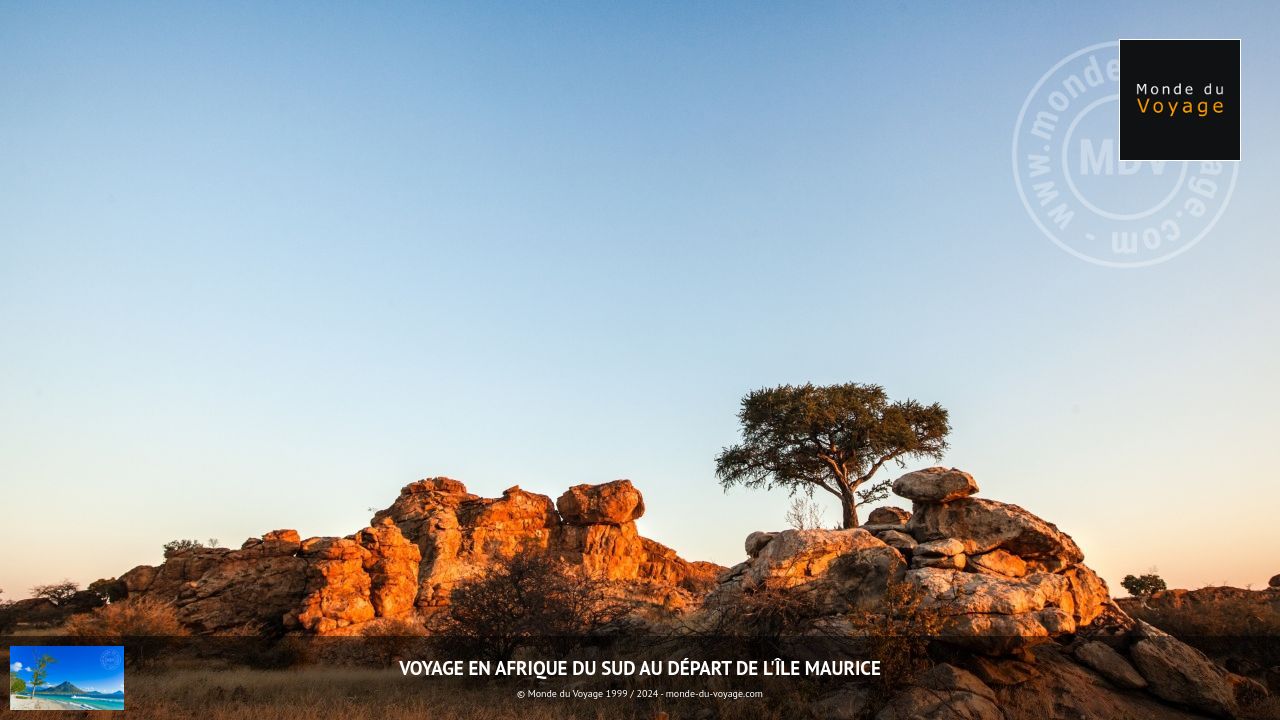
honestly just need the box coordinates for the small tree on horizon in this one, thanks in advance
[30,581,78,607]
[716,383,950,528]
[1122,572,1168,599]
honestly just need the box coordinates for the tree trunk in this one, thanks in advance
[839,485,858,529]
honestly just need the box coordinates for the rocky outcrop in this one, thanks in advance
[714,529,905,614]
[1270,574,1280,589]
[369,478,717,610]
[123,478,716,633]
[707,466,1266,719]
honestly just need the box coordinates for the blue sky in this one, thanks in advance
[1,2,1278,598]
[9,646,125,694]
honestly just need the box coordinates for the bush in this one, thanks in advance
[163,539,205,556]
[64,597,189,669]
[843,580,945,696]
[432,552,631,661]
[64,596,188,637]
[10,673,25,694]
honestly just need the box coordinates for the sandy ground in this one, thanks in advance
[8,694,90,710]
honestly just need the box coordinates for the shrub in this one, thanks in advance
[432,552,631,661]
[785,495,827,531]
[163,539,205,556]
[842,579,945,696]
[64,596,188,637]
[64,597,189,669]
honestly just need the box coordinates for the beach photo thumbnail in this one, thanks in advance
[8,645,124,711]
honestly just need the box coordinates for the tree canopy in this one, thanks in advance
[1121,573,1167,598]
[30,581,78,606]
[715,383,950,528]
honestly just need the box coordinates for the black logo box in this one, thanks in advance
[1119,39,1240,161]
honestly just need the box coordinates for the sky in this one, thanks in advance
[9,646,125,694]
[1,2,1278,600]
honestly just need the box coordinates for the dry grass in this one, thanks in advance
[63,597,188,638]
[1125,594,1280,639]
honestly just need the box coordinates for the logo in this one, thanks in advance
[100,647,122,671]
[1012,42,1238,267]
[1119,39,1240,161]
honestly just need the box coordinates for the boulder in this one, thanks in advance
[745,531,777,558]
[1073,640,1147,689]
[874,529,917,554]
[354,520,421,619]
[908,568,1069,617]
[556,479,645,525]
[119,564,159,596]
[876,664,1001,720]
[891,467,978,503]
[906,568,1078,654]
[238,529,302,558]
[908,497,1084,569]
[866,506,910,526]
[914,538,965,557]
[1129,621,1238,718]
[731,529,905,613]
[1270,574,1280,589]
[1060,565,1109,626]
[913,553,966,570]
[967,549,1027,578]
[912,538,966,570]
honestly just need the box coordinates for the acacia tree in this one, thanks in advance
[716,383,950,528]
[30,581,78,606]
